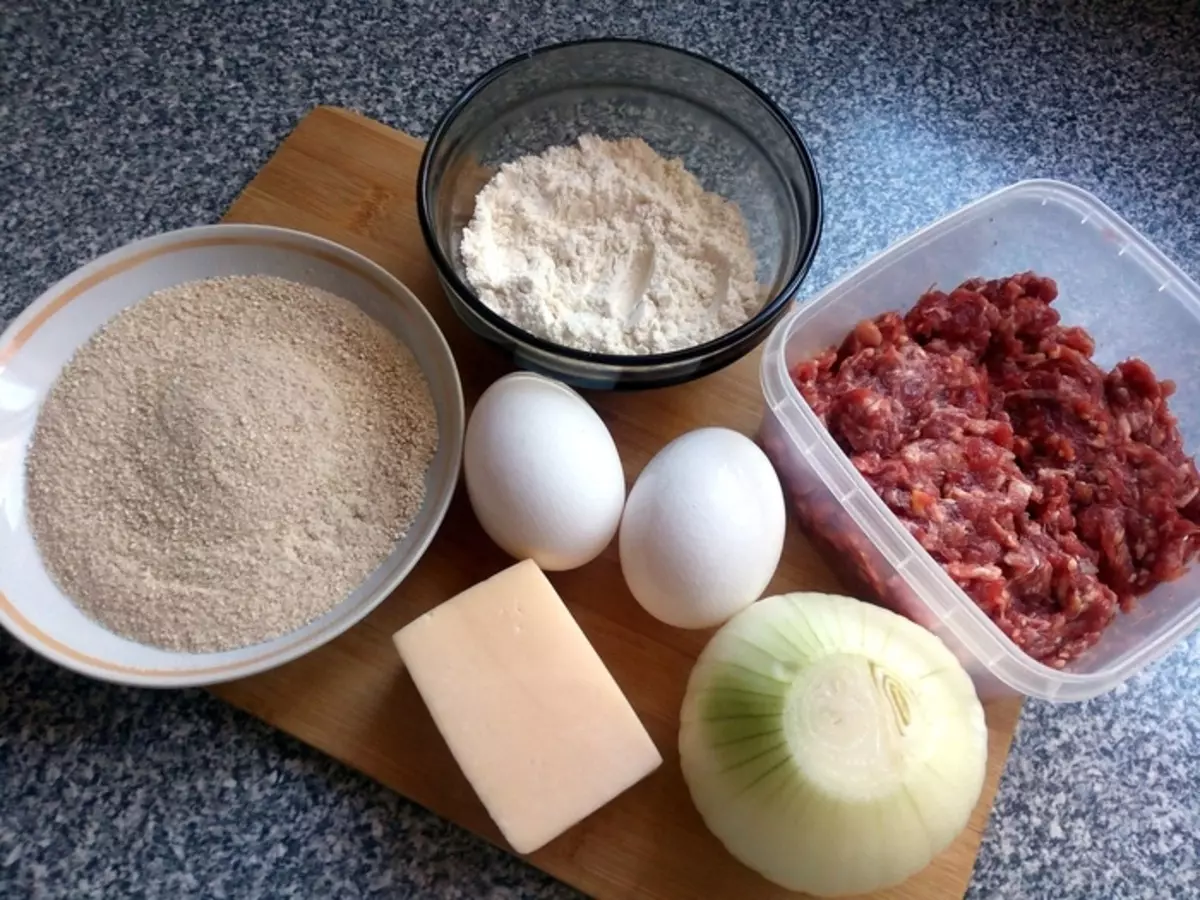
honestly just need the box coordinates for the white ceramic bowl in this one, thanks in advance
[0,224,465,687]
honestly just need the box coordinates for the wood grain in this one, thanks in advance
[212,106,1022,900]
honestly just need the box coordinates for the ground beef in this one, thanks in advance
[789,273,1200,668]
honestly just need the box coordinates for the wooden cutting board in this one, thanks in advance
[213,106,1022,900]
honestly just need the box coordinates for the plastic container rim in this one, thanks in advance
[761,178,1200,701]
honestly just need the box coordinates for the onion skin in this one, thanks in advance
[678,593,987,898]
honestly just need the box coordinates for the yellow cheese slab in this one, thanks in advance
[393,559,664,854]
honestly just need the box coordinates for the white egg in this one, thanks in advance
[619,427,785,629]
[464,372,626,571]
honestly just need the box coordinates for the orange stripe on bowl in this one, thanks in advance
[0,586,365,678]
[0,235,396,367]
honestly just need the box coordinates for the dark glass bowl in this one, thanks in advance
[417,39,822,390]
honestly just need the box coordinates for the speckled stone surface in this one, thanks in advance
[2,0,1199,897]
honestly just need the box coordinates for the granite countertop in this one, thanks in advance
[2,0,1199,897]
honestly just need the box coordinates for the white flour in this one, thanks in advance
[461,135,763,355]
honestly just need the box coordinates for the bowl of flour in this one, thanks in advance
[418,39,823,390]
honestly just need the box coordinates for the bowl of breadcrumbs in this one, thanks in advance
[0,224,464,687]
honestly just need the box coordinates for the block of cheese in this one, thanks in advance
[393,559,662,854]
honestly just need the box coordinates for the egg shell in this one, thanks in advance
[619,427,785,629]
[464,372,626,571]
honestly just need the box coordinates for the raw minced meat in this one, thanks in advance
[790,273,1200,668]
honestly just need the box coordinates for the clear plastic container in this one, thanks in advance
[759,179,1200,701]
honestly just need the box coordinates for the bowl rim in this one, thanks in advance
[0,223,465,688]
[416,37,824,368]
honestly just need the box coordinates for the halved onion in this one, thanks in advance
[678,592,987,897]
